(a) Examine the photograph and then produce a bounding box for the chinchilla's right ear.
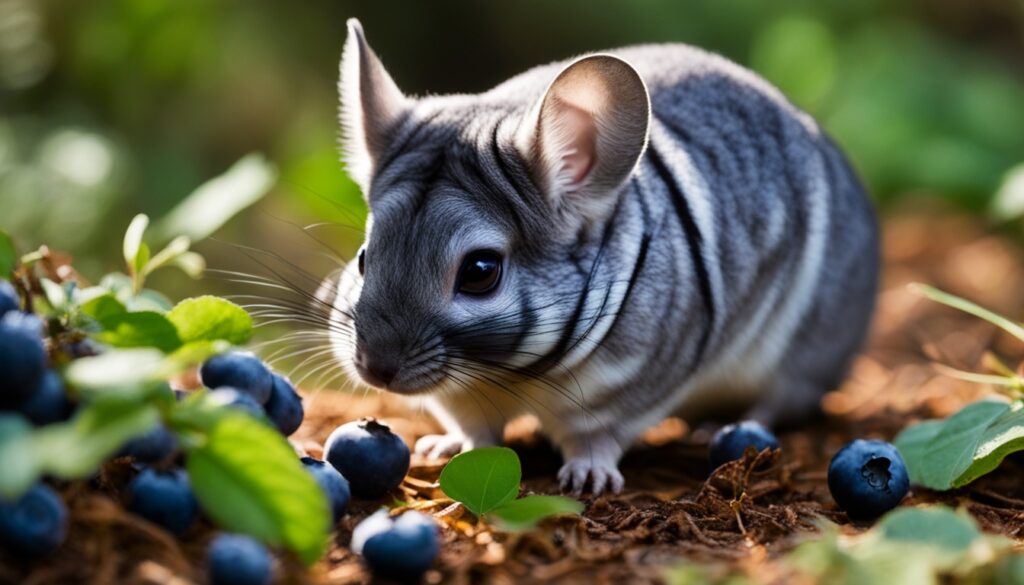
[339,18,410,195]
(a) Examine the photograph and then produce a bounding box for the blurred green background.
[2,0,1024,298]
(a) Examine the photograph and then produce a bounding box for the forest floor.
[6,206,1024,585]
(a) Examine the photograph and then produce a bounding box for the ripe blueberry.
[0,311,47,409]
[301,457,350,524]
[828,439,910,520]
[19,370,74,425]
[0,483,67,558]
[126,468,198,536]
[206,533,273,585]
[208,387,266,419]
[352,510,439,582]
[120,423,178,463]
[324,418,410,499]
[0,280,18,317]
[200,352,273,404]
[264,375,303,436]
[709,420,780,469]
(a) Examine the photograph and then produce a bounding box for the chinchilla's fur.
[322,19,878,494]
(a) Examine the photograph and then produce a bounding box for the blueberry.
[0,312,47,409]
[19,370,73,425]
[0,280,18,317]
[200,352,273,404]
[324,418,410,499]
[708,420,780,469]
[828,439,910,520]
[206,533,273,585]
[120,423,178,463]
[301,457,350,524]
[0,483,67,558]
[264,375,303,436]
[352,510,439,582]
[208,387,266,419]
[126,468,198,536]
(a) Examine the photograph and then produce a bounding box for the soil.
[3,206,1024,585]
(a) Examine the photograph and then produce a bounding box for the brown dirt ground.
[3,205,1024,585]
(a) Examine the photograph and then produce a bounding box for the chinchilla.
[320,19,878,494]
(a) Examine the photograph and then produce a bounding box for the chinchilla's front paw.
[414,434,476,460]
[558,457,624,496]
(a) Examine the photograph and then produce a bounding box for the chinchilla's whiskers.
[444,358,570,423]
[259,211,349,264]
[441,364,514,427]
[276,178,367,231]
[295,351,348,388]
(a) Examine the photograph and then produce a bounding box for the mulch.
[3,204,1024,585]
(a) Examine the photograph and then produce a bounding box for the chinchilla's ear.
[339,18,410,194]
[518,54,650,227]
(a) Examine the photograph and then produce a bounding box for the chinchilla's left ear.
[518,54,650,228]
[339,18,411,194]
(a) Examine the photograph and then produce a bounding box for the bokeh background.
[2,0,1024,301]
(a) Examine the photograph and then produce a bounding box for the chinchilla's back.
[483,43,878,426]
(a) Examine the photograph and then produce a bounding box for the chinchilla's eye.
[357,247,366,276]
[457,250,502,295]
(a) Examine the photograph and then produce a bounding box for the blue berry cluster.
[709,421,910,520]
[199,351,305,436]
[0,281,74,424]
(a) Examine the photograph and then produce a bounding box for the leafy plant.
[438,447,582,531]
[0,219,329,564]
[894,285,1024,491]
[784,506,1021,585]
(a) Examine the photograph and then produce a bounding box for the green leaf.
[134,242,151,276]
[78,294,181,352]
[0,398,160,499]
[164,340,232,372]
[152,153,277,242]
[34,396,161,478]
[878,507,980,551]
[185,414,329,564]
[0,415,38,499]
[488,494,583,531]
[95,311,182,352]
[439,446,521,516]
[895,399,1024,490]
[66,348,168,390]
[784,507,1013,585]
[144,235,191,275]
[171,251,206,278]
[123,214,149,269]
[911,284,1024,343]
[167,296,252,345]
[0,231,16,277]
[39,277,67,311]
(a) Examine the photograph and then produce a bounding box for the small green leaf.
[0,398,160,499]
[185,414,329,564]
[134,242,151,276]
[34,396,161,478]
[94,311,182,353]
[439,446,521,516]
[878,507,981,551]
[165,340,232,372]
[171,251,206,278]
[152,153,277,242]
[39,278,68,310]
[123,214,149,268]
[144,235,191,276]
[167,296,252,345]
[488,494,583,531]
[66,348,168,390]
[0,414,38,499]
[0,231,16,276]
[895,399,1020,490]
[80,293,128,323]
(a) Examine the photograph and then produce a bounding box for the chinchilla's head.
[329,19,650,394]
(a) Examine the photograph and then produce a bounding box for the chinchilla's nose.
[353,344,401,388]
